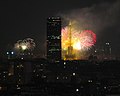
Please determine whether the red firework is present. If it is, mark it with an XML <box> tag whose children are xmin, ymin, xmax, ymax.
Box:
<box><xmin>79</xmin><ymin>30</ymin><xmax>96</xmax><ymax>48</ymax></box>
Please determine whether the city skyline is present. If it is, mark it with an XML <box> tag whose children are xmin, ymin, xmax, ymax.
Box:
<box><xmin>0</xmin><ymin>0</ymin><xmax>120</xmax><ymax>57</ymax></box>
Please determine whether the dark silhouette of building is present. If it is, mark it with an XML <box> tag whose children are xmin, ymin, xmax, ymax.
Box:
<box><xmin>46</xmin><ymin>17</ymin><xmax>61</xmax><ymax>62</ymax></box>
<box><xmin>104</xmin><ymin>42</ymin><xmax>112</xmax><ymax>59</ymax></box>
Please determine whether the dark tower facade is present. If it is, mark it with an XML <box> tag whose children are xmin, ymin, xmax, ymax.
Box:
<box><xmin>47</xmin><ymin>17</ymin><xmax>61</xmax><ymax>61</ymax></box>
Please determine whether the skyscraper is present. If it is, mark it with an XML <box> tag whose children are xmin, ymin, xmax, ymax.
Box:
<box><xmin>47</xmin><ymin>17</ymin><xmax>61</xmax><ymax>61</ymax></box>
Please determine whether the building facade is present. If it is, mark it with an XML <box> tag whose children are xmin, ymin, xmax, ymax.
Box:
<box><xmin>46</xmin><ymin>17</ymin><xmax>61</xmax><ymax>61</ymax></box>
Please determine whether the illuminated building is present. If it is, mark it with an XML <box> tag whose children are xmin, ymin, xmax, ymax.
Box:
<box><xmin>0</xmin><ymin>63</ymin><xmax>9</xmax><ymax>84</ymax></box>
<box><xmin>94</xmin><ymin>42</ymin><xmax>112</xmax><ymax>60</ymax></box>
<box><xmin>104</xmin><ymin>42</ymin><xmax>112</xmax><ymax>59</ymax></box>
<box><xmin>14</xmin><ymin>62</ymin><xmax>25</xmax><ymax>84</ymax></box>
<box><xmin>32</xmin><ymin>58</ymin><xmax>47</xmax><ymax>83</ymax></box>
<box><xmin>64</xmin><ymin>22</ymin><xmax>75</xmax><ymax>60</ymax></box>
<box><xmin>47</xmin><ymin>17</ymin><xmax>61</xmax><ymax>61</ymax></box>
<box><xmin>6</xmin><ymin>51</ymin><xmax>15</xmax><ymax>59</ymax></box>
<box><xmin>10</xmin><ymin>61</ymin><xmax>32</xmax><ymax>84</ymax></box>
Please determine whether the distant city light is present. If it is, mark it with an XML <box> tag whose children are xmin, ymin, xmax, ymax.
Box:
<box><xmin>76</xmin><ymin>89</ymin><xmax>79</xmax><ymax>92</ymax></box>
<box><xmin>106</xmin><ymin>42</ymin><xmax>110</xmax><ymax>45</ymax></box>
<box><xmin>11</xmin><ymin>52</ymin><xmax>14</xmax><ymax>54</ymax></box>
<box><xmin>7</xmin><ymin>52</ymin><xmax>9</xmax><ymax>55</ymax></box>
<box><xmin>64</xmin><ymin>62</ymin><xmax>66</xmax><ymax>65</ymax></box>
<box><xmin>88</xmin><ymin>80</ymin><xmax>92</xmax><ymax>83</ymax></box>
<box><xmin>0</xmin><ymin>86</ymin><xmax>2</xmax><ymax>90</ymax></box>
<box><xmin>8</xmin><ymin>73</ymin><xmax>12</xmax><ymax>76</ymax></box>
<box><xmin>104</xmin><ymin>87</ymin><xmax>107</xmax><ymax>89</ymax></box>
<box><xmin>7</xmin><ymin>51</ymin><xmax>14</xmax><ymax>55</ymax></box>
<box><xmin>57</xmin><ymin>77</ymin><xmax>59</xmax><ymax>79</ymax></box>
<box><xmin>73</xmin><ymin>73</ymin><xmax>76</xmax><ymax>76</ymax></box>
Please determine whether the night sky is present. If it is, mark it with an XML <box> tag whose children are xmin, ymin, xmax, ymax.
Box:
<box><xmin>0</xmin><ymin>0</ymin><xmax>119</xmax><ymax>56</ymax></box>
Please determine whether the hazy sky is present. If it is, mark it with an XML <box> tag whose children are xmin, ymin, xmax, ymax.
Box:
<box><xmin>0</xmin><ymin>0</ymin><xmax>119</xmax><ymax>56</ymax></box>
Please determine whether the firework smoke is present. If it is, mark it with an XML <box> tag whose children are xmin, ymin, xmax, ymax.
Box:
<box><xmin>59</xmin><ymin>0</ymin><xmax>120</xmax><ymax>42</ymax></box>
<box><xmin>60</xmin><ymin>0</ymin><xmax>120</xmax><ymax>58</ymax></box>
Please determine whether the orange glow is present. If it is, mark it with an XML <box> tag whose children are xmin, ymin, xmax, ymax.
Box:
<box><xmin>61</xmin><ymin>22</ymin><xmax>96</xmax><ymax>60</ymax></box>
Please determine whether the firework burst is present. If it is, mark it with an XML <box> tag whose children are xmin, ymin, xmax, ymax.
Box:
<box><xmin>79</xmin><ymin>30</ymin><xmax>96</xmax><ymax>50</ymax></box>
<box><xmin>61</xmin><ymin>25</ymin><xmax>96</xmax><ymax>60</ymax></box>
<box><xmin>14</xmin><ymin>38</ymin><xmax>36</xmax><ymax>51</ymax></box>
